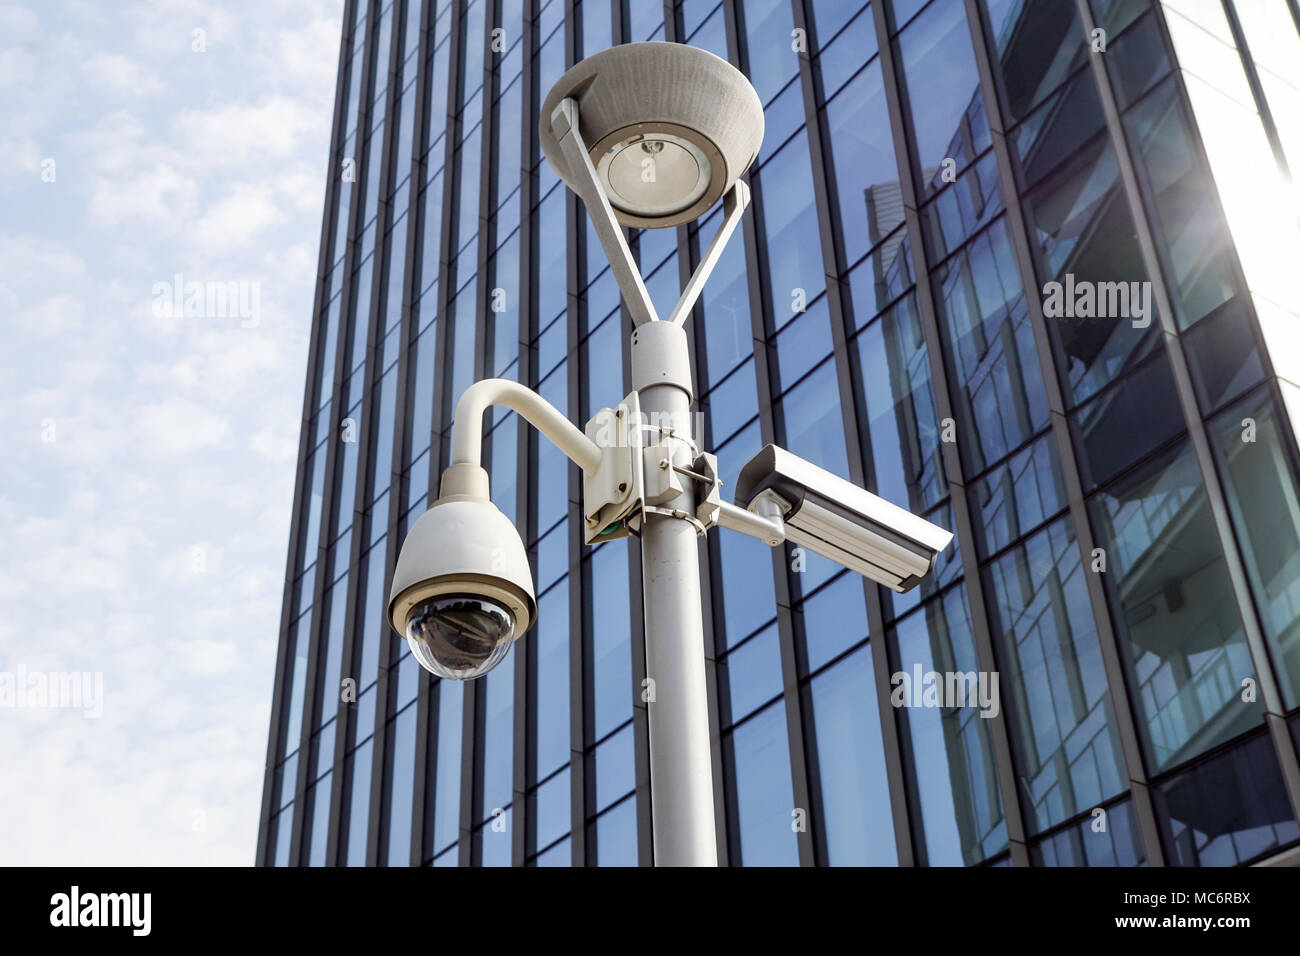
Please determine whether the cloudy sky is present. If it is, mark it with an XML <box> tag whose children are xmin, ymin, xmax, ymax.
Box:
<box><xmin>0</xmin><ymin>0</ymin><xmax>344</xmax><ymax>864</ymax></box>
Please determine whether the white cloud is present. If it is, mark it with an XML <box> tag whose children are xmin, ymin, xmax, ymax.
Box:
<box><xmin>191</xmin><ymin>183</ymin><xmax>283</xmax><ymax>250</ymax></box>
<box><xmin>88</xmin><ymin>162</ymin><xmax>199</xmax><ymax>232</ymax></box>
<box><xmin>83</xmin><ymin>51</ymin><xmax>166</xmax><ymax>96</ymax></box>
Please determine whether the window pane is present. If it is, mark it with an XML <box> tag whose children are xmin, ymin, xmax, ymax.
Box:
<box><xmin>981</xmin><ymin>0</ymin><xmax>1086</xmax><ymax>125</ymax></box>
<box><xmin>306</xmin><ymin>773</ymin><xmax>333</xmax><ymax>866</ymax></box>
<box><xmin>1030</xmin><ymin>798</ymin><xmax>1146</xmax><ymax>866</ymax></box>
<box><xmin>1156</xmin><ymin>731</ymin><xmax>1299</xmax><ymax>866</ymax></box>
<box><xmin>756</xmin><ymin>133</ymin><xmax>825</xmax><ymax>326</ymax></box>
<box><xmin>930</xmin><ymin>218</ymin><xmax>1048</xmax><ymax>472</ymax></box>
<box><xmin>720</xmin><ymin>625</ymin><xmax>782</xmax><ymax>726</ymax></box>
<box><xmin>426</xmin><ymin>679</ymin><xmax>464</xmax><ymax>857</ymax></box>
<box><xmin>894</xmin><ymin>0</ymin><xmax>989</xmax><ymax>199</ymax></box>
<box><xmin>822</xmin><ymin>59</ymin><xmax>899</xmax><ymax>268</ymax></box>
<box><xmin>807</xmin><ymin>643</ymin><xmax>898</xmax><ymax>864</ymax></box>
<box><xmin>726</xmin><ymin>702</ymin><xmax>798</xmax><ymax>865</ymax></box>
<box><xmin>857</xmin><ymin>293</ymin><xmax>947</xmax><ymax>512</ymax></box>
<box><xmin>1122</xmin><ymin>76</ymin><xmax>1238</xmax><ymax>330</ymax></box>
<box><xmin>985</xmin><ymin>517</ymin><xmax>1127</xmax><ymax>833</ymax></box>
<box><xmin>1024</xmin><ymin>132</ymin><xmax>1159</xmax><ymax>405</ymax></box>
<box><xmin>1073</xmin><ymin>350</ymin><xmax>1185</xmax><ymax>491</ymax></box>
<box><xmin>383</xmin><ymin>704</ymin><xmax>417</xmax><ymax>866</ymax></box>
<box><xmin>343</xmin><ymin>739</ymin><xmax>373</xmax><ymax>866</ymax></box>
<box><xmin>534</xmin><ymin>581</ymin><xmax>571</xmax><ymax>780</ymax></box>
<box><xmin>1089</xmin><ymin>440</ymin><xmax>1261</xmax><ymax>771</ymax></box>
<box><xmin>893</xmin><ymin>586</ymin><xmax>1007</xmax><ymax>864</ymax></box>
<box><xmin>590</xmin><ymin>543</ymin><xmax>632</xmax><ymax>742</ymax></box>
<box><xmin>800</xmin><ymin>572</ymin><xmax>869</xmax><ymax>674</ymax></box>
<box><xmin>591</xmin><ymin>797</ymin><xmax>638</xmax><ymax>866</ymax></box>
<box><xmin>968</xmin><ymin>432</ymin><xmax>1066</xmax><ymax>558</ymax></box>
<box><xmin>1210</xmin><ymin>394</ymin><xmax>1300</xmax><ymax>707</ymax></box>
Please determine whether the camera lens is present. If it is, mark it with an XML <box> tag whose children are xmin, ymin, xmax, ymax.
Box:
<box><xmin>405</xmin><ymin>594</ymin><xmax>516</xmax><ymax>680</ymax></box>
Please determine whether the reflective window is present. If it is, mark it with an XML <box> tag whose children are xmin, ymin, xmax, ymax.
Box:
<box><xmin>1182</xmin><ymin>299</ymin><xmax>1264</xmax><ymax>414</ymax></box>
<box><xmin>317</xmin><ymin>582</ymin><xmax>349</xmax><ymax>728</ymax></box>
<box><xmin>343</xmin><ymin>739</ymin><xmax>373</xmax><ymax>866</ymax></box>
<box><xmin>1122</xmin><ymin>76</ymin><xmax>1238</xmax><ymax>330</ymax></box>
<box><xmin>807</xmin><ymin>643</ymin><xmax>898</xmax><ymax>864</ymax></box>
<box><xmin>968</xmin><ymin>432</ymin><xmax>1065</xmax><ymax>558</ymax></box>
<box><xmin>533</xmin><ymin>580</ymin><xmax>571</xmax><ymax>781</ymax></box>
<box><xmin>856</xmin><ymin>293</ymin><xmax>946</xmax><ymax>512</ymax></box>
<box><xmin>1023</xmin><ymin>132</ymin><xmax>1160</xmax><ymax>405</ymax></box>
<box><xmin>720</xmin><ymin>625</ymin><xmax>783</xmax><ymax>726</ymax></box>
<box><xmin>800</xmin><ymin>572</ymin><xmax>869</xmax><ymax>674</ymax></box>
<box><xmin>1210</xmin><ymin>394</ymin><xmax>1300</xmax><ymax>707</ymax></box>
<box><xmin>702</xmin><ymin>358</ymin><xmax>758</xmax><ymax>446</ymax></box>
<box><xmin>383</xmin><ymin>703</ymin><xmax>417</xmax><ymax>865</ymax></box>
<box><xmin>474</xmin><ymin>809</ymin><xmax>511</xmax><ymax>866</ymax></box>
<box><xmin>741</xmin><ymin>0</ymin><xmax>797</xmax><ymax>105</ymax></box>
<box><xmin>1089</xmin><ymin>440</ymin><xmax>1260</xmax><ymax>771</ymax></box>
<box><xmin>590</xmin><ymin>723</ymin><xmax>635</xmax><ymax>814</ymax></box>
<box><xmin>697</xmin><ymin>208</ymin><xmax>755</xmax><ymax>386</ymax></box>
<box><xmin>272</xmin><ymin>809</ymin><xmax>294</xmax><ymax>867</ymax></box>
<box><xmin>725</xmin><ymin>701</ymin><xmax>799</xmax><ymax>865</ymax></box>
<box><xmin>478</xmin><ymin>652</ymin><xmax>515</xmax><ymax>824</ymax></box>
<box><xmin>283</xmin><ymin>614</ymin><xmax>311</xmax><ymax>755</ymax></box>
<box><xmin>778</xmin><ymin>359</ymin><xmax>850</xmax><ymax>480</ymax></box>
<box><xmin>530</xmin><ymin>766</ymin><xmax>570</xmax><ymax>856</ymax></box>
<box><xmin>716</xmin><ymin>423</ymin><xmax>778</xmax><ymax>646</ymax></box>
<box><xmin>985</xmin><ymin>516</ymin><xmax>1127</xmax><ymax>833</ymax></box>
<box><xmin>306</xmin><ymin>774</ymin><xmax>332</xmax><ymax>866</ymax></box>
<box><xmin>981</xmin><ymin>0</ymin><xmax>1086</xmax><ymax>125</ymax></box>
<box><xmin>893</xmin><ymin>586</ymin><xmax>1007</xmax><ymax>865</ymax></box>
<box><xmin>591</xmin><ymin>797</ymin><xmax>638</xmax><ymax>866</ymax></box>
<box><xmin>425</xmin><ymin>679</ymin><xmax>464</xmax><ymax>859</ymax></box>
<box><xmin>756</xmin><ymin>133</ymin><xmax>825</xmax><ymax>326</ymax></box>
<box><xmin>1030</xmin><ymin>798</ymin><xmax>1146</xmax><ymax>866</ymax></box>
<box><xmin>1074</xmin><ymin>351</ymin><xmax>1184</xmax><ymax>491</ymax></box>
<box><xmin>894</xmin><ymin>0</ymin><xmax>989</xmax><ymax>199</ymax></box>
<box><xmin>815</xmin><ymin>4</ymin><xmax>878</xmax><ymax>103</ymax></box>
<box><xmin>847</xmin><ymin>226</ymin><xmax>913</xmax><ymax>324</ymax></box>
<box><xmin>1156</xmin><ymin>731</ymin><xmax>1300</xmax><ymax>865</ymax></box>
<box><xmin>590</xmin><ymin>543</ymin><xmax>632</xmax><ymax>742</ymax></box>
<box><xmin>773</xmin><ymin>295</ymin><xmax>833</xmax><ymax>392</ymax></box>
<box><xmin>930</xmin><ymin>217</ymin><xmax>1048</xmax><ymax>473</ymax></box>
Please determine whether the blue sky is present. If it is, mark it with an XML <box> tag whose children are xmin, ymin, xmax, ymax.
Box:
<box><xmin>0</xmin><ymin>0</ymin><xmax>344</xmax><ymax>864</ymax></box>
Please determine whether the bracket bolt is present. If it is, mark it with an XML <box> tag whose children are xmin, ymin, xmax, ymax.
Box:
<box><xmin>659</xmin><ymin>458</ymin><xmax>669</xmax><ymax>470</ymax></box>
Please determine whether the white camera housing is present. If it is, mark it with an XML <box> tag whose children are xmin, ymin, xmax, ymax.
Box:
<box><xmin>388</xmin><ymin>464</ymin><xmax>536</xmax><ymax>679</ymax></box>
<box><xmin>734</xmin><ymin>445</ymin><xmax>953</xmax><ymax>592</ymax></box>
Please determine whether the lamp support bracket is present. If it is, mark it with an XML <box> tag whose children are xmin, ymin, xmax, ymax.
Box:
<box><xmin>549</xmin><ymin>97</ymin><xmax>751</xmax><ymax>331</ymax></box>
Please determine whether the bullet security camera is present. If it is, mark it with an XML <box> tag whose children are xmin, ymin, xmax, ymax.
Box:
<box><xmin>387</xmin><ymin>463</ymin><xmax>536</xmax><ymax>680</ymax></box>
<box><xmin>734</xmin><ymin>445</ymin><xmax>954</xmax><ymax>593</ymax></box>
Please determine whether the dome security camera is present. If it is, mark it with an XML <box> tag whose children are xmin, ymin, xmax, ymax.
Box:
<box><xmin>387</xmin><ymin>463</ymin><xmax>536</xmax><ymax>680</ymax></box>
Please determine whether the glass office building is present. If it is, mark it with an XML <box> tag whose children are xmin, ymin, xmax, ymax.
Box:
<box><xmin>258</xmin><ymin>0</ymin><xmax>1300</xmax><ymax>866</ymax></box>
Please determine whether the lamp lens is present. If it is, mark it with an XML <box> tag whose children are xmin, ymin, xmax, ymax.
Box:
<box><xmin>406</xmin><ymin>595</ymin><xmax>515</xmax><ymax>680</ymax></box>
<box><xmin>598</xmin><ymin>132</ymin><xmax>711</xmax><ymax>218</ymax></box>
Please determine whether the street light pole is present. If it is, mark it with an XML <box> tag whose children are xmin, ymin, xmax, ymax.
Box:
<box><xmin>630</xmin><ymin>322</ymin><xmax>716</xmax><ymax>866</ymax></box>
<box><xmin>389</xmin><ymin>42</ymin><xmax>953</xmax><ymax>869</ymax></box>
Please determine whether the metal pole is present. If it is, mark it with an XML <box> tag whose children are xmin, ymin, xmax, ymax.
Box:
<box><xmin>632</xmin><ymin>321</ymin><xmax>717</xmax><ymax>866</ymax></box>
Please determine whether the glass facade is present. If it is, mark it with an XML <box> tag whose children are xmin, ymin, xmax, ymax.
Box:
<box><xmin>260</xmin><ymin>0</ymin><xmax>1300</xmax><ymax>866</ymax></box>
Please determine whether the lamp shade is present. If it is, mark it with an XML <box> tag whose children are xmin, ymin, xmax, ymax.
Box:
<box><xmin>540</xmin><ymin>42</ymin><xmax>764</xmax><ymax>229</ymax></box>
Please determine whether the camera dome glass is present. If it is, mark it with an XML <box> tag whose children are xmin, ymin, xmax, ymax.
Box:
<box><xmin>406</xmin><ymin>594</ymin><xmax>516</xmax><ymax>680</ymax></box>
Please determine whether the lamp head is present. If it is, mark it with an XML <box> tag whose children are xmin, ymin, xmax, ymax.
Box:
<box><xmin>540</xmin><ymin>42</ymin><xmax>764</xmax><ymax>229</ymax></box>
<box><xmin>388</xmin><ymin>465</ymin><xmax>535</xmax><ymax>680</ymax></box>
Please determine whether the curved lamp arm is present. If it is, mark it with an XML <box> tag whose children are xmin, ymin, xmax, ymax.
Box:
<box><xmin>451</xmin><ymin>378</ymin><xmax>602</xmax><ymax>475</ymax></box>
